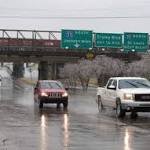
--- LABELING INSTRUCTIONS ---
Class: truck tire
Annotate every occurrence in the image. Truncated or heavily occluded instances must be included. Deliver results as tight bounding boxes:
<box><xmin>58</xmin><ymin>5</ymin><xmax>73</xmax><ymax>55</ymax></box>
<box><xmin>130</xmin><ymin>111</ymin><xmax>138</xmax><ymax>119</ymax></box>
<box><xmin>116</xmin><ymin>101</ymin><xmax>125</xmax><ymax>118</ymax></box>
<box><xmin>97</xmin><ymin>95</ymin><xmax>103</xmax><ymax>112</ymax></box>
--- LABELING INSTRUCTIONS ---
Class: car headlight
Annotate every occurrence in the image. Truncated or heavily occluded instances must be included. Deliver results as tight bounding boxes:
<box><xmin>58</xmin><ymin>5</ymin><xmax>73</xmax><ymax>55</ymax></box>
<box><xmin>62</xmin><ymin>92</ymin><xmax>68</xmax><ymax>97</ymax></box>
<box><xmin>41</xmin><ymin>92</ymin><xmax>48</xmax><ymax>97</ymax></box>
<box><xmin>124</xmin><ymin>93</ymin><xmax>134</xmax><ymax>100</ymax></box>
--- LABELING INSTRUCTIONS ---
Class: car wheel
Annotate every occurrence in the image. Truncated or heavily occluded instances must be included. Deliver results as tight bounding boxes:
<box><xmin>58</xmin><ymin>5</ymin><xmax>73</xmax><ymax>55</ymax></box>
<box><xmin>116</xmin><ymin>101</ymin><xmax>125</xmax><ymax>118</ymax></box>
<box><xmin>97</xmin><ymin>95</ymin><xmax>103</xmax><ymax>112</ymax></box>
<box><xmin>63</xmin><ymin>100</ymin><xmax>68</xmax><ymax>109</ymax></box>
<box><xmin>130</xmin><ymin>111</ymin><xmax>138</xmax><ymax>119</ymax></box>
<box><xmin>39</xmin><ymin>101</ymin><xmax>43</xmax><ymax>109</ymax></box>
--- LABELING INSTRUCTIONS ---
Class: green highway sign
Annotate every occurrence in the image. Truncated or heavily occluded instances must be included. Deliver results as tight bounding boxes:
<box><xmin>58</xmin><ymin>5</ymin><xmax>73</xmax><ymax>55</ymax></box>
<box><xmin>124</xmin><ymin>32</ymin><xmax>149</xmax><ymax>52</ymax></box>
<box><xmin>61</xmin><ymin>29</ymin><xmax>93</xmax><ymax>49</ymax></box>
<box><xmin>95</xmin><ymin>33</ymin><xmax>122</xmax><ymax>48</ymax></box>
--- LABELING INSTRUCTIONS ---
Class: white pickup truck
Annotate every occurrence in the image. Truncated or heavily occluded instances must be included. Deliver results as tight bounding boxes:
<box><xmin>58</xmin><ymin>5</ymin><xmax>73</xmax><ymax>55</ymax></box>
<box><xmin>97</xmin><ymin>77</ymin><xmax>150</xmax><ymax>118</ymax></box>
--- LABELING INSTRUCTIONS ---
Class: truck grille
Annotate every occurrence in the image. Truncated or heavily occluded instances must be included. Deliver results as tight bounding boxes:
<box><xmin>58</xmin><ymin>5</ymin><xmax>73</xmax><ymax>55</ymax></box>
<box><xmin>135</xmin><ymin>94</ymin><xmax>150</xmax><ymax>101</ymax></box>
<box><xmin>48</xmin><ymin>92</ymin><xmax>62</xmax><ymax>98</ymax></box>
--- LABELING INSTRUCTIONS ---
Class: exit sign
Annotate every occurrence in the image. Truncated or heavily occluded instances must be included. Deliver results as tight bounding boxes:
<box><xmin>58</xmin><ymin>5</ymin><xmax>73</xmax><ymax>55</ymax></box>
<box><xmin>95</xmin><ymin>33</ymin><xmax>122</xmax><ymax>48</ymax></box>
<box><xmin>61</xmin><ymin>29</ymin><xmax>93</xmax><ymax>49</ymax></box>
<box><xmin>124</xmin><ymin>32</ymin><xmax>149</xmax><ymax>52</ymax></box>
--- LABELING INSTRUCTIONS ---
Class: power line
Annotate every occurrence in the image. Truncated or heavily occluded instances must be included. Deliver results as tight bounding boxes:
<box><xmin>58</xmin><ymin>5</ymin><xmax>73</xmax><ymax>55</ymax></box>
<box><xmin>0</xmin><ymin>7</ymin><xmax>110</xmax><ymax>12</ymax></box>
<box><xmin>0</xmin><ymin>15</ymin><xmax>150</xmax><ymax>19</ymax></box>
<box><xmin>0</xmin><ymin>6</ymin><xmax>149</xmax><ymax>12</ymax></box>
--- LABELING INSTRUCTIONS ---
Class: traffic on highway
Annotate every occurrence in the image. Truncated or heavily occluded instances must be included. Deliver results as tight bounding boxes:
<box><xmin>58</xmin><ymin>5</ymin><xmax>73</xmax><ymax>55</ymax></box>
<box><xmin>0</xmin><ymin>0</ymin><xmax>150</xmax><ymax>149</ymax></box>
<box><xmin>97</xmin><ymin>77</ymin><xmax>150</xmax><ymax>118</ymax></box>
<box><xmin>0</xmin><ymin>77</ymin><xmax>150</xmax><ymax>150</ymax></box>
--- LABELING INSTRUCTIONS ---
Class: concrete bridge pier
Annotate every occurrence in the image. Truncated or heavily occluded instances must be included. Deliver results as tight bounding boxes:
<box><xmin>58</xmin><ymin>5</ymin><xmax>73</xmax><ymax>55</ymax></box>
<box><xmin>50</xmin><ymin>63</ymin><xmax>64</xmax><ymax>80</ymax></box>
<box><xmin>38</xmin><ymin>61</ymin><xmax>64</xmax><ymax>80</ymax></box>
<box><xmin>38</xmin><ymin>61</ymin><xmax>49</xmax><ymax>80</ymax></box>
<box><xmin>12</xmin><ymin>63</ymin><xmax>24</xmax><ymax>79</ymax></box>
<box><xmin>51</xmin><ymin>63</ymin><xmax>57</xmax><ymax>80</ymax></box>
<box><xmin>39</xmin><ymin>62</ymin><xmax>57</xmax><ymax>80</ymax></box>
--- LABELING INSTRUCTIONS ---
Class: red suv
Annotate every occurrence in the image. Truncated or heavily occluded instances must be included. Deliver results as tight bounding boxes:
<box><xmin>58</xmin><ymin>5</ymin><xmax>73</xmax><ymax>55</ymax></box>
<box><xmin>34</xmin><ymin>80</ymin><xmax>68</xmax><ymax>109</ymax></box>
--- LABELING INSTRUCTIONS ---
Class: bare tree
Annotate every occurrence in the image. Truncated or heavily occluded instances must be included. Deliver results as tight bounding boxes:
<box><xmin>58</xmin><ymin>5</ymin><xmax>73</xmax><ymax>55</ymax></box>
<box><xmin>126</xmin><ymin>59</ymin><xmax>150</xmax><ymax>78</ymax></box>
<box><xmin>59</xmin><ymin>63</ymin><xmax>79</xmax><ymax>89</ymax></box>
<box><xmin>92</xmin><ymin>55</ymin><xmax>126</xmax><ymax>86</ymax></box>
<box><xmin>77</xmin><ymin>59</ymin><xmax>93</xmax><ymax>90</ymax></box>
<box><xmin>60</xmin><ymin>55</ymin><xmax>150</xmax><ymax>89</ymax></box>
<box><xmin>60</xmin><ymin>59</ymin><xmax>94</xmax><ymax>90</ymax></box>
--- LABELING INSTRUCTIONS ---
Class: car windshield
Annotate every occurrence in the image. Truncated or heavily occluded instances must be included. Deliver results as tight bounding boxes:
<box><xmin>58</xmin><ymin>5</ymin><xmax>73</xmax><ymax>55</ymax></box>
<box><xmin>40</xmin><ymin>81</ymin><xmax>64</xmax><ymax>89</ymax></box>
<box><xmin>118</xmin><ymin>79</ymin><xmax>150</xmax><ymax>89</ymax></box>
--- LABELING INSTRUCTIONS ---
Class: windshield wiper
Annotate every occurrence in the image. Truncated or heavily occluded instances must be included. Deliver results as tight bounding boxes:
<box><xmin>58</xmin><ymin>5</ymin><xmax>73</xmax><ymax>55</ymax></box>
<box><xmin>124</xmin><ymin>81</ymin><xmax>139</xmax><ymax>88</ymax></box>
<box><xmin>134</xmin><ymin>81</ymin><xmax>150</xmax><ymax>88</ymax></box>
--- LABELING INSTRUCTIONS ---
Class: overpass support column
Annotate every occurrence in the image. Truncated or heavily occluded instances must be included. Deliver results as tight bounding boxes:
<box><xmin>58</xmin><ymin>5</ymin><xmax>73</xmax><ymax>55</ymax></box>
<box><xmin>50</xmin><ymin>63</ymin><xmax>64</xmax><ymax>80</ymax></box>
<box><xmin>12</xmin><ymin>63</ymin><xmax>24</xmax><ymax>79</ymax></box>
<box><xmin>51</xmin><ymin>63</ymin><xmax>57</xmax><ymax>80</ymax></box>
<box><xmin>38</xmin><ymin>61</ymin><xmax>49</xmax><ymax>80</ymax></box>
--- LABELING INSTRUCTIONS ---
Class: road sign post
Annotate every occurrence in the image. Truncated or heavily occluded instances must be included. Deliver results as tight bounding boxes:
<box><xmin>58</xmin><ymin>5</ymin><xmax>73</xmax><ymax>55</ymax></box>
<box><xmin>95</xmin><ymin>33</ymin><xmax>122</xmax><ymax>48</ymax></box>
<box><xmin>61</xmin><ymin>29</ymin><xmax>93</xmax><ymax>49</ymax></box>
<box><xmin>124</xmin><ymin>32</ymin><xmax>149</xmax><ymax>52</ymax></box>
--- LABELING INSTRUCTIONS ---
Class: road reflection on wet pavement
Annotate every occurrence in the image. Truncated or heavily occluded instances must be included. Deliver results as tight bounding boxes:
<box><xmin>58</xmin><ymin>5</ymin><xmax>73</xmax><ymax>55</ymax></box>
<box><xmin>0</xmin><ymin>85</ymin><xmax>150</xmax><ymax>150</ymax></box>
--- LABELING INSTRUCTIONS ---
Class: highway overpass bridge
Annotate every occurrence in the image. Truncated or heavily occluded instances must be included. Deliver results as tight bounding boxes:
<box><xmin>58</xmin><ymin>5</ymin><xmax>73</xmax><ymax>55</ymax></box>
<box><xmin>0</xmin><ymin>29</ymin><xmax>141</xmax><ymax>79</ymax></box>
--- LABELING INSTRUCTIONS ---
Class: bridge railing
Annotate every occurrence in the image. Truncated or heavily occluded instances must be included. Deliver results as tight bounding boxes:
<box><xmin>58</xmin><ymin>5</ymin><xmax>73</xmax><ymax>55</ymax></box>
<box><xmin>0</xmin><ymin>29</ymin><xmax>60</xmax><ymax>40</ymax></box>
<box><xmin>0</xmin><ymin>29</ymin><xmax>62</xmax><ymax>49</ymax></box>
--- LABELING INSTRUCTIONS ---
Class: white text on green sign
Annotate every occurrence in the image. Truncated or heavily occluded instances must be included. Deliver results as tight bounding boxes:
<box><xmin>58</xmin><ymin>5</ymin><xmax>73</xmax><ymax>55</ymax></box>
<box><xmin>95</xmin><ymin>33</ymin><xmax>122</xmax><ymax>48</ymax></box>
<box><xmin>124</xmin><ymin>32</ymin><xmax>149</xmax><ymax>52</ymax></box>
<box><xmin>61</xmin><ymin>29</ymin><xmax>93</xmax><ymax>49</ymax></box>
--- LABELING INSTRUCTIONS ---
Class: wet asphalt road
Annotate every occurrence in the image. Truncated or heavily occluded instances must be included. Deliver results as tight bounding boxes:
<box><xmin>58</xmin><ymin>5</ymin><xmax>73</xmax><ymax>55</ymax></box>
<box><xmin>0</xmin><ymin>84</ymin><xmax>150</xmax><ymax>150</ymax></box>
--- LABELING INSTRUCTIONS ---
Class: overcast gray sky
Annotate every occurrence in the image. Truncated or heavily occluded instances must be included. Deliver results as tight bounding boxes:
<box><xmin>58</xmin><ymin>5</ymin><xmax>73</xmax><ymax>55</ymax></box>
<box><xmin>0</xmin><ymin>0</ymin><xmax>150</xmax><ymax>33</ymax></box>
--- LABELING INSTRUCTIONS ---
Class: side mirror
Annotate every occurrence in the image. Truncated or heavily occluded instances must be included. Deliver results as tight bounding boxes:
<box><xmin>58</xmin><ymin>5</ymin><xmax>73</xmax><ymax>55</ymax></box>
<box><xmin>108</xmin><ymin>85</ymin><xmax>116</xmax><ymax>90</ymax></box>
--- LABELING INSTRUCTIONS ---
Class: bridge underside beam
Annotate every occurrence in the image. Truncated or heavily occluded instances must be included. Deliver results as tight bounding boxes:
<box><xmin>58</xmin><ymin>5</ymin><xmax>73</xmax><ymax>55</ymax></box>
<box><xmin>0</xmin><ymin>55</ymin><xmax>79</xmax><ymax>63</ymax></box>
<box><xmin>0</xmin><ymin>46</ymin><xmax>142</xmax><ymax>62</ymax></box>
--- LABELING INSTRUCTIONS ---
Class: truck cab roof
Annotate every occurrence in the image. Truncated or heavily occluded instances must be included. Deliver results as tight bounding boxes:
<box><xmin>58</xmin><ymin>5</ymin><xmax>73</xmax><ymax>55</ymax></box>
<box><xmin>109</xmin><ymin>77</ymin><xmax>146</xmax><ymax>80</ymax></box>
